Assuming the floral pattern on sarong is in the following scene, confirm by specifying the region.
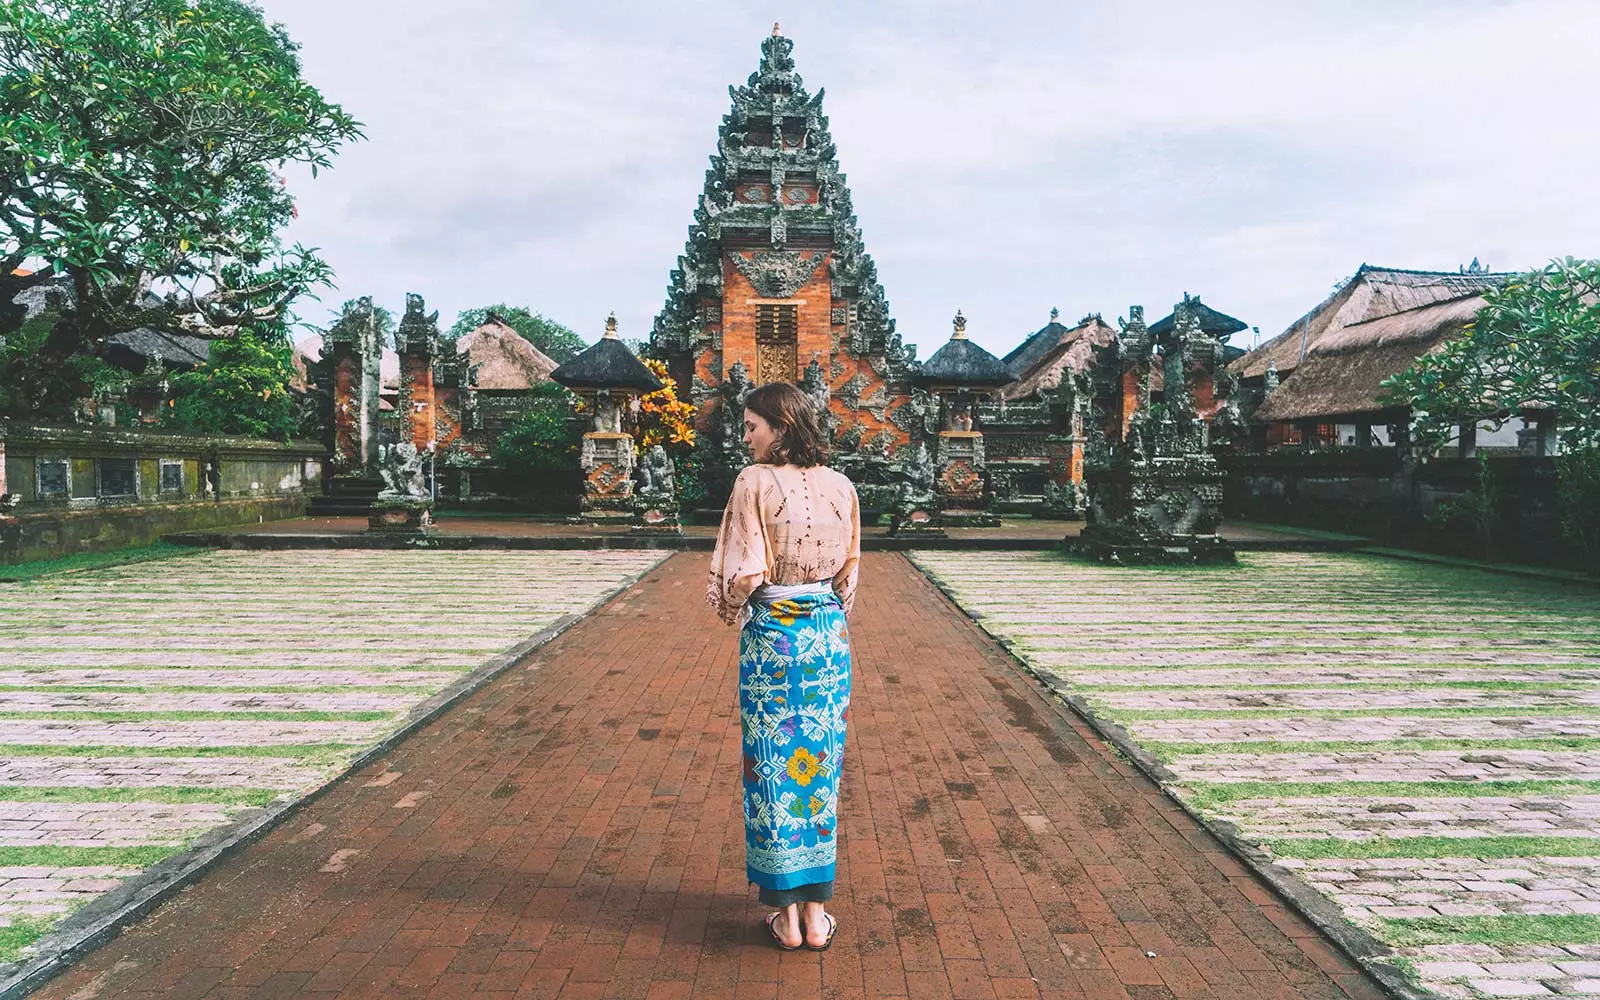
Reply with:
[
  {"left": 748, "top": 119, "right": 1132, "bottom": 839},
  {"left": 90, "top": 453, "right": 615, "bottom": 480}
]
[{"left": 739, "top": 591, "right": 852, "bottom": 890}]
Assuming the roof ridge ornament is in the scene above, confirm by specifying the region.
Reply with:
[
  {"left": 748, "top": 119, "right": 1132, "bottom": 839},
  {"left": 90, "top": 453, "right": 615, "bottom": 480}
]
[
  {"left": 603, "top": 312, "right": 619, "bottom": 339},
  {"left": 1049, "top": 306, "right": 1059, "bottom": 324},
  {"left": 952, "top": 310, "right": 967, "bottom": 339}
]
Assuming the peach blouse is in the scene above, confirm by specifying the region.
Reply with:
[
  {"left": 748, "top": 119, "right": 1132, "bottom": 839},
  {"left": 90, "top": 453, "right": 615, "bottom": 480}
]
[{"left": 706, "top": 463, "right": 862, "bottom": 626}]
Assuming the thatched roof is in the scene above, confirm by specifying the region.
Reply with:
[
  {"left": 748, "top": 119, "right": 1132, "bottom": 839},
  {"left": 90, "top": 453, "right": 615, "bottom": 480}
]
[
  {"left": 1148, "top": 301, "right": 1248, "bottom": 340},
  {"left": 104, "top": 327, "right": 211, "bottom": 370},
  {"left": 1252, "top": 292, "right": 1487, "bottom": 422},
  {"left": 1001, "top": 316, "right": 1117, "bottom": 400},
  {"left": 1002, "top": 310, "right": 1072, "bottom": 376},
  {"left": 1230, "top": 265, "right": 1509, "bottom": 381},
  {"left": 459, "top": 319, "right": 559, "bottom": 390},
  {"left": 917, "top": 312, "right": 1015, "bottom": 389},
  {"left": 549, "top": 315, "right": 661, "bottom": 392}
]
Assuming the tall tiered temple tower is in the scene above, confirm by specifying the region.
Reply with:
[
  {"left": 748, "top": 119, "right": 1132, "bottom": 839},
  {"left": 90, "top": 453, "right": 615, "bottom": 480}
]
[{"left": 650, "top": 27, "right": 920, "bottom": 494}]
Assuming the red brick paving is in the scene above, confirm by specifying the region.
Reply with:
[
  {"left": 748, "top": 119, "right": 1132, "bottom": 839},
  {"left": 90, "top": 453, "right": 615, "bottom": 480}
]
[{"left": 29, "top": 553, "right": 1381, "bottom": 999}]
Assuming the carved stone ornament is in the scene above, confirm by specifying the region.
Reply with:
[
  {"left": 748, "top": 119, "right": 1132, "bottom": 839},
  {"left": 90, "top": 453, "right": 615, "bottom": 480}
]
[{"left": 730, "top": 251, "right": 826, "bottom": 298}]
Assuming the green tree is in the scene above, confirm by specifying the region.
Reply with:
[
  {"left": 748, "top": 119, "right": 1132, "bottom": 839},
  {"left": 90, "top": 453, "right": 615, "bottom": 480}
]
[
  {"left": 1384, "top": 258, "right": 1600, "bottom": 453},
  {"left": 1385, "top": 257, "right": 1600, "bottom": 573},
  {"left": 491, "top": 382, "right": 583, "bottom": 484},
  {"left": 0, "top": 0, "right": 362, "bottom": 416},
  {"left": 447, "top": 305, "right": 586, "bottom": 363},
  {"left": 161, "top": 330, "right": 299, "bottom": 440}
]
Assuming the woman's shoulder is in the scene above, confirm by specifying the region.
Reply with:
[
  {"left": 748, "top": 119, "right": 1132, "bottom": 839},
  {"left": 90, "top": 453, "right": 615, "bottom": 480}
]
[{"left": 814, "top": 465, "right": 856, "bottom": 492}]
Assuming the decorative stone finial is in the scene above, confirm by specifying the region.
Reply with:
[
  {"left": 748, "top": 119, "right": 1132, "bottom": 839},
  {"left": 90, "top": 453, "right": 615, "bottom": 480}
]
[
  {"left": 952, "top": 310, "right": 967, "bottom": 339},
  {"left": 772, "top": 22, "right": 781, "bottom": 36},
  {"left": 1050, "top": 307, "right": 1060, "bottom": 323},
  {"left": 603, "top": 312, "right": 619, "bottom": 339}
]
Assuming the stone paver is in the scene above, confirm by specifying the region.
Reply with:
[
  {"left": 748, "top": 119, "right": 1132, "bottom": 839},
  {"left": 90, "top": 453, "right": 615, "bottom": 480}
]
[
  {"left": 1129, "top": 716, "right": 1600, "bottom": 743},
  {"left": 0, "top": 866, "right": 141, "bottom": 919},
  {"left": 1090, "top": 687, "right": 1600, "bottom": 711},
  {"left": 24, "top": 553, "right": 1381, "bottom": 999},
  {"left": 0, "top": 755, "right": 329, "bottom": 790},
  {"left": 1166, "top": 750, "right": 1600, "bottom": 783},
  {"left": 913, "top": 549, "right": 1600, "bottom": 999},
  {"left": 0, "top": 801, "right": 234, "bottom": 847},
  {"left": 1280, "top": 856, "right": 1600, "bottom": 918},
  {"left": 1214, "top": 796, "right": 1600, "bottom": 841}
]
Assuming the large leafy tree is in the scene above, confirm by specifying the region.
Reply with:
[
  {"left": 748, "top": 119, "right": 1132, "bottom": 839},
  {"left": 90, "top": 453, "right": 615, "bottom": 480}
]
[
  {"left": 1385, "top": 257, "right": 1600, "bottom": 453},
  {"left": 1385, "top": 257, "right": 1600, "bottom": 573},
  {"left": 447, "top": 304, "right": 586, "bottom": 363},
  {"left": 0, "top": 0, "right": 362, "bottom": 415},
  {"left": 161, "top": 329, "right": 299, "bottom": 440}
]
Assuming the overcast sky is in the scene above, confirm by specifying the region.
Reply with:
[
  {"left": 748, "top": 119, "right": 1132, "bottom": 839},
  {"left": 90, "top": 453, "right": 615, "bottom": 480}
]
[{"left": 261, "top": 0, "right": 1600, "bottom": 360}]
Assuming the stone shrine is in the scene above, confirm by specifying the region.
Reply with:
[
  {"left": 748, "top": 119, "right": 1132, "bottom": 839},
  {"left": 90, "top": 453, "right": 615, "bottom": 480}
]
[{"left": 1075, "top": 300, "right": 1236, "bottom": 564}]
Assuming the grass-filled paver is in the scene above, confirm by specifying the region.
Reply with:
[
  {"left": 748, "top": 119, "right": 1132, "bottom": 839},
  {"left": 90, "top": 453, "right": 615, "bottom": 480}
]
[
  {"left": 0, "top": 547, "right": 662, "bottom": 965},
  {"left": 913, "top": 549, "right": 1600, "bottom": 998}
]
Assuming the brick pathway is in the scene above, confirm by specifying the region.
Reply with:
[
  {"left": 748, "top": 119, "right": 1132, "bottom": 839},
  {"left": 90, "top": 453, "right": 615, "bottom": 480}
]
[{"left": 29, "top": 553, "right": 1379, "bottom": 999}]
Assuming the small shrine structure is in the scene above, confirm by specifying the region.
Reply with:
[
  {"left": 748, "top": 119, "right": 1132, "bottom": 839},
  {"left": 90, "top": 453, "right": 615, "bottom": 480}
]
[
  {"left": 914, "top": 311, "right": 1015, "bottom": 527},
  {"left": 550, "top": 314, "right": 665, "bottom": 524}
]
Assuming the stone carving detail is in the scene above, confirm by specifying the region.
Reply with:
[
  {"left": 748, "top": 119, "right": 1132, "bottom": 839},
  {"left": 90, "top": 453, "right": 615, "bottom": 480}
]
[
  {"left": 830, "top": 306, "right": 848, "bottom": 326},
  {"left": 799, "top": 359, "right": 837, "bottom": 439},
  {"left": 638, "top": 444, "right": 676, "bottom": 495},
  {"left": 377, "top": 441, "right": 428, "bottom": 499},
  {"left": 731, "top": 251, "right": 824, "bottom": 298}
]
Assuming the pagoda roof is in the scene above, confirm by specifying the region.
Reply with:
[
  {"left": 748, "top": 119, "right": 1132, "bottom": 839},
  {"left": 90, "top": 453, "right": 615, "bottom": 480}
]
[
  {"left": 550, "top": 315, "right": 663, "bottom": 393},
  {"left": 916, "top": 312, "right": 1016, "bottom": 388},
  {"left": 1148, "top": 299, "right": 1248, "bottom": 340}
]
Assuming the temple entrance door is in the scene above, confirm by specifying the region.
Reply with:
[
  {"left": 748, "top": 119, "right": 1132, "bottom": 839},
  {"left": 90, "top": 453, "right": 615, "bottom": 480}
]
[{"left": 755, "top": 302, "right": 798, "bottom": 385}]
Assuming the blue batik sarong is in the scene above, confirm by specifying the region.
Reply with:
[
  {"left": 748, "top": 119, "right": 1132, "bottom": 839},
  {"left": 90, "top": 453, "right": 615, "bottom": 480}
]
[{"left": 739, "top": 588, "right": 852, "bottom": 892}]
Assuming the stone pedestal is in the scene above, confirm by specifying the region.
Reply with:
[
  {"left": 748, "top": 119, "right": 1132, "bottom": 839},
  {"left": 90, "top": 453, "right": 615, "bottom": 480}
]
[
  {"left": 1071, "top": 456, "right": 1234, "bottom": 564},
  {"left": 933, "top": 430, "right": 1000, "bottom": 528},
  {"left": 577, "top": 432, "right": 636, "bottom": 524},
  {"left": 367, "top": 497, "right": 435, "bottom": 536},
  {"left": 630, "top": 487, "right": 682, "bottom": 535}
]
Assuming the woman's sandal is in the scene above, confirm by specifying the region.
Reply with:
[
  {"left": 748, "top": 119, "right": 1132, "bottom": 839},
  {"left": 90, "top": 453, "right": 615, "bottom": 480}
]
[
  {"left": 804, "top": 911, "right": 837, "bottom": 952},
  {"left": 766, "top": 910, "right": 803, "bottom": 951}
]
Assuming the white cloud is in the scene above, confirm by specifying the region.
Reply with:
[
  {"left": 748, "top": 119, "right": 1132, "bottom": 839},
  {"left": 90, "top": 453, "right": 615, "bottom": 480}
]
[{"left": 261, "top": 0, "right": 1600, "bottom": 357}]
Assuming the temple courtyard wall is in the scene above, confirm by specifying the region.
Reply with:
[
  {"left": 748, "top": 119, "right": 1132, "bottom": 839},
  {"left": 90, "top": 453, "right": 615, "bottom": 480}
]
[
  {"left": 0, "top": 423, "right": 326, "bottom": 565},
  {"left": 1222, "top": 451, "right": 1575, "bottom": 571}
]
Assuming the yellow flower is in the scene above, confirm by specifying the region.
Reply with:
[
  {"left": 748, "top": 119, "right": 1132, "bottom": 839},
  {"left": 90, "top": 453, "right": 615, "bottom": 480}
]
[{"left": 786, "top": 747, "right": 823, "bottom": 787}]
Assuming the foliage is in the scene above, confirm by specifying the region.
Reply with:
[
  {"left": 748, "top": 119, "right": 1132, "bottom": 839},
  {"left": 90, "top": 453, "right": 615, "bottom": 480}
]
[
  {"left": 446, "top": 304, "right": 585, "bottom": 363},
  {"left": 492, "top": 382, "right": 583, "bottom": 484},
  {"left": 1555, "top": 448, "right": 1600, "bottom": 575},
  {"left": 161, "top": 330, "right": 299, "bottom": 440},
  {"left": 673, "top": 446, "right": 708, "bottom": 509},
  {"left": 0, "top": 0, "right": 361, "bottom": 413},
  {"left": 336, "top": 297, "right": 393, "bottom": 347},
  {"left": 633, "top": 358, "right": 695, "bottom": 458},
  {"left": 1384, "top": 257, "right": 1600, "bottom": 453},
  {"left": 1424, "top": 453, "right": 1501, "bottom": 559}
]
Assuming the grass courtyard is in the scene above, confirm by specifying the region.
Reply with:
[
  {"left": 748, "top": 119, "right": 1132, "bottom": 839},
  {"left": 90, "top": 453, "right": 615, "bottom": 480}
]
[
  {"left": 913, "top": 550, "right": 1600, "bottom": 999},
  {"left": 0, "top": 548, "right": 665, "bottom": 966}
]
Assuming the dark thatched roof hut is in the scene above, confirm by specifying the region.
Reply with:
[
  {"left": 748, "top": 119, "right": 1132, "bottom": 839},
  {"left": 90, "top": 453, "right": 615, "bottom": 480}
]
[
  {"left": 550, "top": 314, "right": 663, "bottom": 393},
  {"left": 916, "top": 311, "right": 1015, "bottom": 389}
]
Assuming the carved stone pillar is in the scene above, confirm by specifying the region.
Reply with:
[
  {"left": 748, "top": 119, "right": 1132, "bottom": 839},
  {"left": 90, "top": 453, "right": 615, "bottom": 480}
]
[
  {"left": 933, "top": 430, "right": 999, "bottom": 527},
  {"left": 579, "top": 432, "right": 637, "bottom": 523},
  {"left": 324, "top": 299, "right": 383, "bottom": 478}
]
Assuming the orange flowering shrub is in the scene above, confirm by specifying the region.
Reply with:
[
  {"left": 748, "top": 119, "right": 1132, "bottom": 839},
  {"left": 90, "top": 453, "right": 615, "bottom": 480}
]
[{"left": 634, "top": 358, "right": 696, "bottom": 457}]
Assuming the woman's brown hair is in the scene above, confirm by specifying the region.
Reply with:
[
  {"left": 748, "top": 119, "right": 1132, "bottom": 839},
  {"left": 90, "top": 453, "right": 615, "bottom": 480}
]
[{"left": 744, "top": 382, "right": 830, "bottom": 468}]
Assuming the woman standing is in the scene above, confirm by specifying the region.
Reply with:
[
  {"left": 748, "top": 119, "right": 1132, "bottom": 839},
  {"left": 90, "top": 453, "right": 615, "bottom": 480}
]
[{"left": 707, "top": 382, "right": 861, "bottom": 952}]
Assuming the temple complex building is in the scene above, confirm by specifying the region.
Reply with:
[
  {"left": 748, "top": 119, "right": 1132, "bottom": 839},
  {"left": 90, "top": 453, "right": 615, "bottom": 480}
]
[
  {"left": 1228, "top": 263, "right": 1535, "bottom": 452},
  {"left": 649, "top": 26, "right": 919, "bottom": 497}
]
